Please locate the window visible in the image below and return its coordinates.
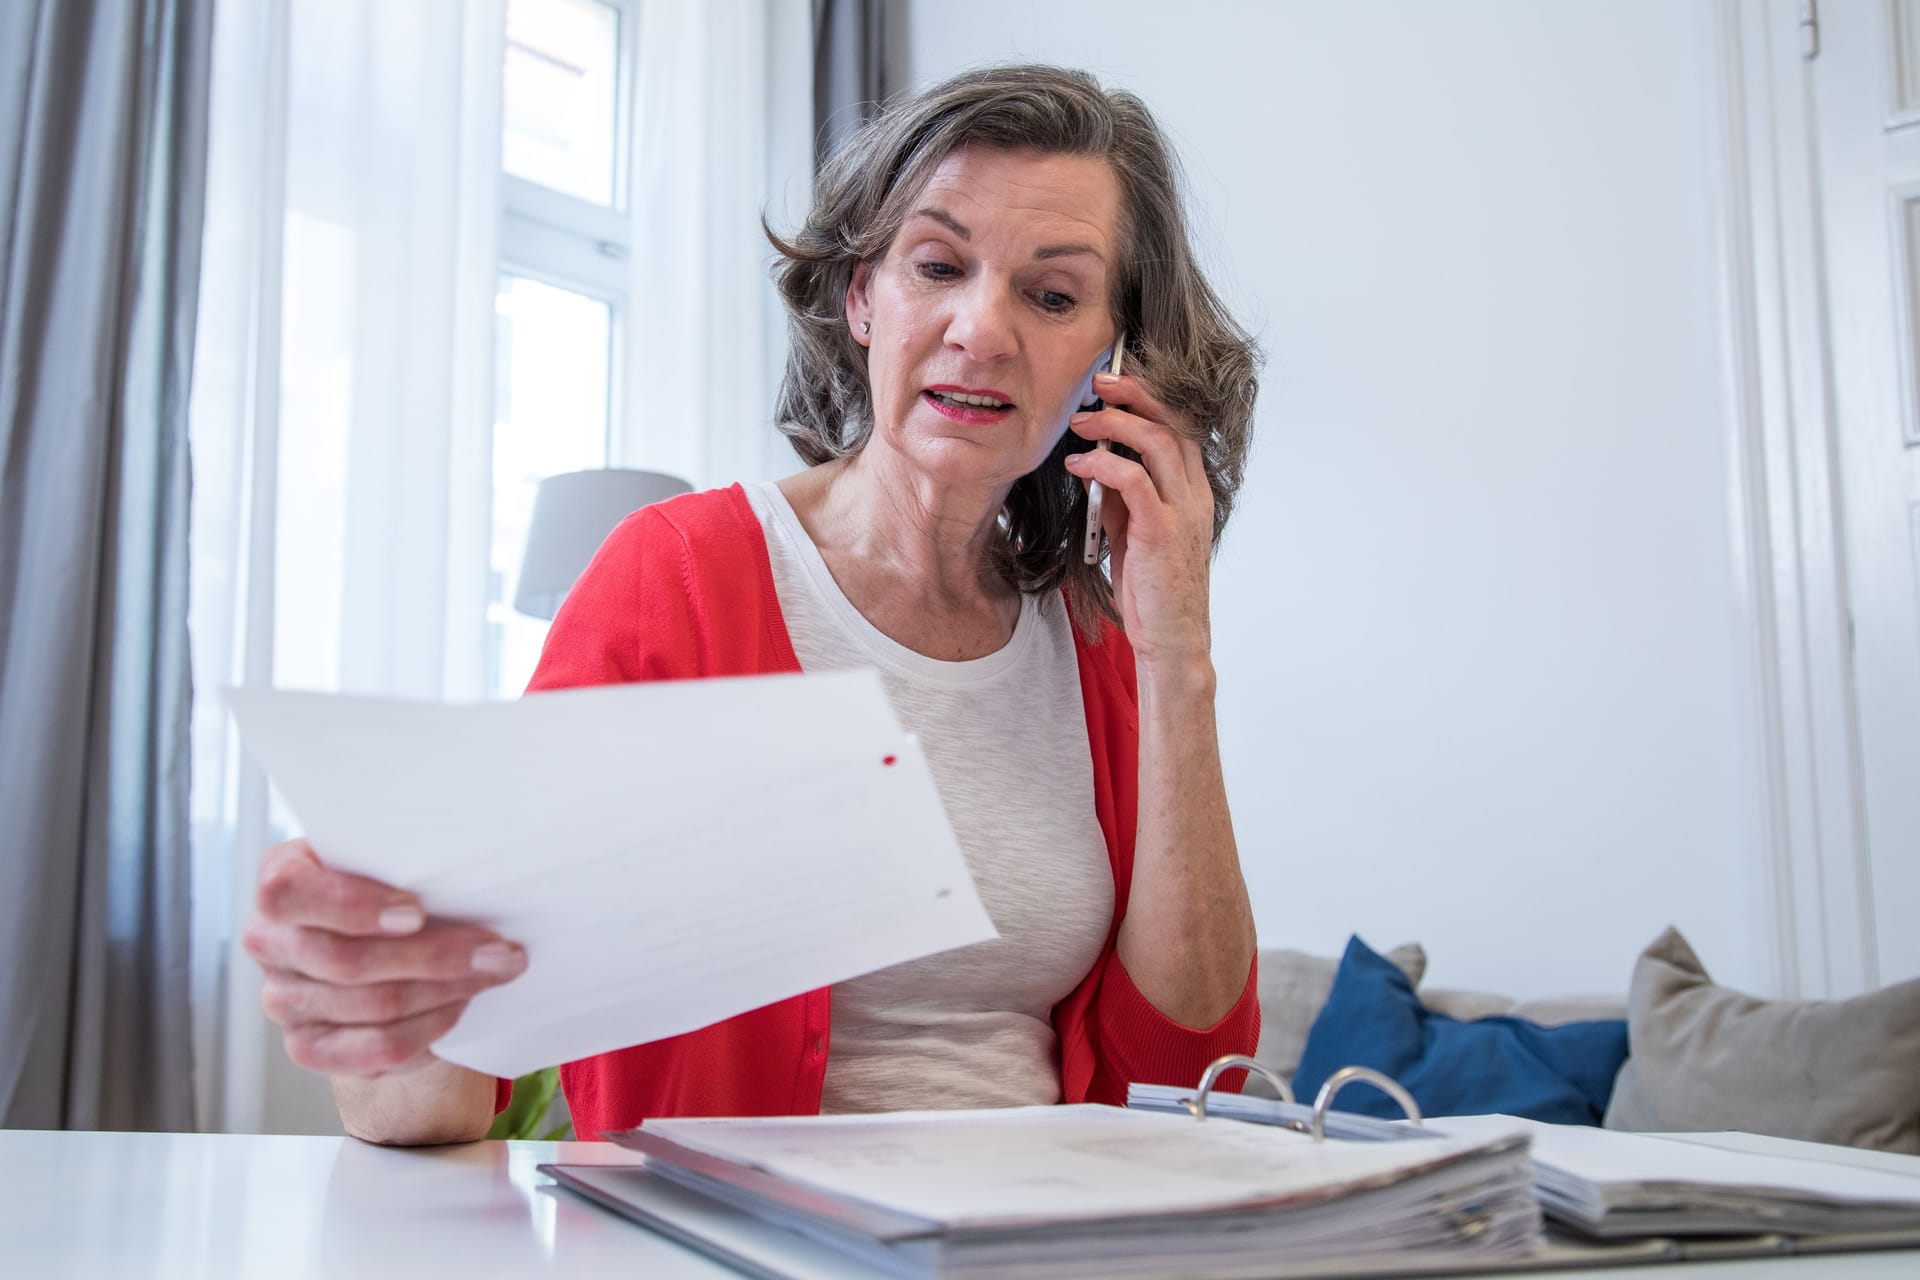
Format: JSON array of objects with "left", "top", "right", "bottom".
[
  {"left": 488, "top": 275, "right": 614, "bottom": 695},
  {"left": 488, "top": 0, "right": 637, "bottom": 699},
  {"left": 503, "top": 0, "right": 622, "bottom": 205}
]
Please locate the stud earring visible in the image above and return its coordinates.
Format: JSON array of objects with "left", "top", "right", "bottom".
[{"left": 860, "top": 321, "right": 871, "bottom": 335}]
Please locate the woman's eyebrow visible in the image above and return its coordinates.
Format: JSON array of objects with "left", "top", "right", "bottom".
[
  {"left": 907, "top": 208, "right": 1106, "bottom": 265},
  {"left": 911, "top": 207, "right": 971, "bottom": 239},
  {"left": 1033, "top": 243, "right": 1104, "bottom": 264}
]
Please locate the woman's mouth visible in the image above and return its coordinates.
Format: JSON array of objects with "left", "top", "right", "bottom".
[{"left": 923, "top": 387, "right": 1015, "bottom": 424}]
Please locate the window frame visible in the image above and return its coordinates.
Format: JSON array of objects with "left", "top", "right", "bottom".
[
  {"left": 497, "top": 0, "right": 639, "bottom": 459},
  {"left": 485, "top": 0, "right": 641, "bottom": 698}
]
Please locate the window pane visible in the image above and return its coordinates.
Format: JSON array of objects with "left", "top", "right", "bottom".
[
  {"left": 502, "top": 0, "right": 620, "bottom": 206},
  {"left": 491, "top": 274, "right": 612, "bottom": 699}
]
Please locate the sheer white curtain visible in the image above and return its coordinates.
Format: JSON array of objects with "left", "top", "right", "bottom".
[
  {"left": 189, "top": 0, "right": 811, "bottom": 1132},
  {"left": 189, "top": 0, "right": 506, "bottom": 1134},
  {"left": 626, "top": 0, "right": 813, "bottom": 489}
]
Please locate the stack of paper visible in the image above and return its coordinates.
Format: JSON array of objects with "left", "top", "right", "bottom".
[
  {"left": 1427, "top": 1116, "right": 1920, "bottom": 1240},
  {"left": 547, "top": 1104, "right": 1542, "bottom": 1279}
]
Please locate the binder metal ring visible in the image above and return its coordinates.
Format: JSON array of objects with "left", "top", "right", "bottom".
[
  {"left": 1181, "top": 1054, "right": 1294, "bottom": 1121},
  {"left": 1310, "top": 1066, "right": 1423, "bottom": 1141}
]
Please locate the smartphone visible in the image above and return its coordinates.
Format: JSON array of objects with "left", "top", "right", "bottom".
[{"left": 1081, "top": 333, "right": 1127, "bottom": 566}]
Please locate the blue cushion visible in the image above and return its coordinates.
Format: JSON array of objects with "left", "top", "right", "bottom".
[{"left": 1293, "top": 936, "right": 1629, "bottom": 1125}]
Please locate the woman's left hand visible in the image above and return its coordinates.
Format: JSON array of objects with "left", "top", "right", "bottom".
[{"left": 1064, "top": 370, "right": 1214, "bottom": 671}]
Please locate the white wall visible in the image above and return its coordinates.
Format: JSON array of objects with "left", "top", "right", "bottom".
[{"left": 896, "top": 0, "right": 1772, "bottom": 998}]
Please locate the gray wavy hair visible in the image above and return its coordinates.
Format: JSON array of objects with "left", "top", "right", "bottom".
[{"left": 767, "top": 64, "right": 1260, "bottom": 636}]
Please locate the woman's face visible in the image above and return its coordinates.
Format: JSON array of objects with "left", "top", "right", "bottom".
[{"left": 847, "top": 146, "right": 1122, "bottom": 493}]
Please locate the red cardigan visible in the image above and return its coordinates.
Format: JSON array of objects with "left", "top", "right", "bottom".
[{"left": 501, "top": 485, "right": 1258, "bottom": 1137}]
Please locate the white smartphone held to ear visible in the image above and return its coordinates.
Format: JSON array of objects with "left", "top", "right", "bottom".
[{"left": 1082, "top": 333, "right": 1127, "bottom": 566}]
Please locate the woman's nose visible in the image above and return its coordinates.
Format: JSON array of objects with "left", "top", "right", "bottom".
[{"left": 943, "top": 280, "right": 1017, "bottom": 362}]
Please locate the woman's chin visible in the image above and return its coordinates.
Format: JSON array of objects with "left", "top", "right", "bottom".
[{"left": 885, "top": 433, "right": 1046, "bottom": 492}]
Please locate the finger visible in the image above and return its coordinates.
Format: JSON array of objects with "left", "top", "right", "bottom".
[
  {"left": 1100, "top": 476, "right": 1133, "bottom": 548},
  {"left": 261, "top": 967, "right": 498, "bottom": 1029},
  {"left": 1069, "top": 406, "right": 1191, "bottom": 502},
  {"left": 256, "top": 840, "right": 424, "bottom": 938},
  {"left": 1066, "top": 446, "right": 1164, "bottom": 524},
  {"left": 1101, "top": 483, "right": 1132, "bottom": 579},
  {"left": 1090, "top": 372, "right": 1212, "bottom": 500},
  {"left": 1091, "top": 371, "right": 1191, "bottom": 439},
  {"left": 244, "top": 916, "right": 527, "bottom": 986},
  {"left": 283, "top": 1001, "right": 468, "bottom": 1077}
]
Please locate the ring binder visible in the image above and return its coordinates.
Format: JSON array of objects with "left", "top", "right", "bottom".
[
  {"left": 1179, "top": 1054, "right": 1424, "bottom": 1141},
  {"left": 561, "top": 1094, "right": 1545, "bottom": 1279},
  {"left": 1310, "top": 1064, "right": 1425, "bottom": 1139},
  {"left": 1182, "top": 1054, "right": 1294, "bottom": 1116}
]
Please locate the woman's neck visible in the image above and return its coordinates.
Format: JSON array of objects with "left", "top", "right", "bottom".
[{"left": 776, "top": 449, "right": 1021, "bottom": 660}]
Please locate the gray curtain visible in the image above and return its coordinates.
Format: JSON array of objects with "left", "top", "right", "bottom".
[
  {"left": 812, "top": 0, "right": 887, "bottom": 169},
  {"left": 0, "top": 0, "right": 212, "bottom": 1130}
]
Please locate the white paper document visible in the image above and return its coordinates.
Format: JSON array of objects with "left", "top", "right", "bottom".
[
  {"left": 225, "top": 671, "right": 997, "bottom": 1081},
  {"left": 1428, "top": 1114, "right": 1920, "bottom": 1206},
  {"left": 1426, "top": 1114, "right": 1920, "bottom": 1237}
]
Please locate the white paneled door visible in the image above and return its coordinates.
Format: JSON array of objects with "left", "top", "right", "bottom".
[{"left": 1811, "top": 0, "right": 1920, "bottom": 985}]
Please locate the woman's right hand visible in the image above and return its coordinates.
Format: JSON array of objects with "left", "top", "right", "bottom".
[{"left": 243, "top": 838, "right": 527, "bottom": 1078}]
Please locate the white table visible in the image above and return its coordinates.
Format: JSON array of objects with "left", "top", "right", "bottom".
[{"left": 3, "top": 1128, "right": 1915, "bottom": 1278}]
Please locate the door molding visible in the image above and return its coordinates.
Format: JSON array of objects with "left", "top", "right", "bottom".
[{"left": 1705, "top": 0, "right": 1879, "bottom": 998}]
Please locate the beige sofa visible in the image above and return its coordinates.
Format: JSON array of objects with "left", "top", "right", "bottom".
[{"left": 1247, "top": 934, "right": 1920, "bottom": 1156}]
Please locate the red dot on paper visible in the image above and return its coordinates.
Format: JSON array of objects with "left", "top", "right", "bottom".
[{"left": 882, "top": 755, "right": 897, "bottom": 766}]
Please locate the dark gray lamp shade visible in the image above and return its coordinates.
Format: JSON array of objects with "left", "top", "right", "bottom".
[{"left": 513, "top": 468, "right": 693, "bottom": 619}]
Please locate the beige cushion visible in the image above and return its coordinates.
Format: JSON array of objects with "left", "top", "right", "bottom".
[
  {"left": 1604, "top": 926, "right": 1920, "bottom": 1154},
  {"left": 1421, "top": 988, "right": 1627, "bottom": 1025},
  {"left": 1248, "top": 942, "right": 1425, "bottom": 1094},
  {"left": 1507, "top": 995, "right": 1629, "bottom": 1025},
  {"left": 1417, "top": 988, "right": 1518, "bottom": 1022}
]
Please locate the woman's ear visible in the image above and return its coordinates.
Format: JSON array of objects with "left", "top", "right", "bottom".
[{"left": 845, "top": 261, "right": 873, "bottom": 346}]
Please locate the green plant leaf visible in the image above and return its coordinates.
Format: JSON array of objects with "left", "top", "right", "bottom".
[{"left": 485, "top": 1066, "right": 563, "bottom": 1141}]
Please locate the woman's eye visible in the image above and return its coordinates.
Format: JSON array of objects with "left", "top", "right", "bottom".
[
  {"left": 917, "top": 261, "right": 959, "bottom": 280},
  {"left": 1035, "top": 290, "right": 1076, "bottom": 314}
]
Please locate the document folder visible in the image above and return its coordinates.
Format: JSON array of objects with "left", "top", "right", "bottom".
[
  {"left": 1128, "top": 1073, "right": 1920, "bottom": 1268},
  {"left": 543, "top": 1057, "right": 1542, "bottom": 1280}
]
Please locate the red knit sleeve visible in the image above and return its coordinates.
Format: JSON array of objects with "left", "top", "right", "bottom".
[
  {"left": 1080, "top": 950, "right": 1260, "bottom": 1104},
  {"left": 525, "top": 504, "right": 705, "bottom": 692},
  {"left": 1058, "top": 608, "right": 1262, "bottom": 1103}
]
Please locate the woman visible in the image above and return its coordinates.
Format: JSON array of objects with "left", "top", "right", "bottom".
[{"left": 244, "top": 65, "right": 1263, "bottom": 1145}]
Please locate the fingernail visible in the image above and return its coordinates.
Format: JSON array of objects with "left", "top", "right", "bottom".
[
  {"left": 1093, "top": 371, "right": 1118, "bottom": 384},
  {"left": 471, "top": 942, "right": 525, "bottom": 975},
  {"left": 378, "top": 905, "right": 424, "bottom": 935},
  {"left": 1069, "top": 412, "right": 1091, "bottom": 425}
]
